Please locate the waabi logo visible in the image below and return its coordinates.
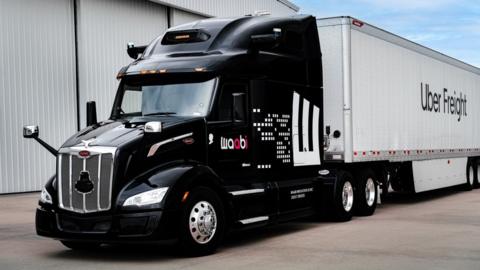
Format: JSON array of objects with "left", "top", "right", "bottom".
[{"left": 220, "top": 135, "right": 248, "bottom": 150}]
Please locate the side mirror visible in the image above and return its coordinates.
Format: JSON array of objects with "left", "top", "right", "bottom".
[
  {"left": 127, "top": 42, "right": 147, "bottom": 60},
  {"left": 86, "top": 101, "right": 98, "bottom": 127},
  {"left": 232, "top": 93, "right": 246, "bottom": 123},
  {"left": 250, "top": 28, "right": 282, "bottom": 53},
  {"left": 22, "top": 125, "right": 57, "bottom": 156},
  {"left": 23, "top": 125, "right": 39, "bottom": 139}
]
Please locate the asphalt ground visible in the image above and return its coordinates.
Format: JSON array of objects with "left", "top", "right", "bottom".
[{"left": 0, "top": 188, "right": 479, "bottom": 270}]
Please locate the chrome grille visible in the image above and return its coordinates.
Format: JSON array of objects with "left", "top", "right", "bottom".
[{"left": 58, "top": 146, "right": 116, "bottom": 213}]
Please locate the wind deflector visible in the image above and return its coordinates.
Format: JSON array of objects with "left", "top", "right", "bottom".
[{"left": 161, "top": 30, "right": 210, "bottom": 45}]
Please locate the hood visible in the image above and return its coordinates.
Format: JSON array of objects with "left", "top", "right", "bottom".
[
  {"left": 61, "top": 116, "right": 203, "bottom": 149},
  {"left": 59, "top": 116, "right": 208, "bottom": 195}
]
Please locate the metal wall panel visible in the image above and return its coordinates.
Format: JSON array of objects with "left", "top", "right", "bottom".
[
  {"left": 0, "top": 0, "right": 77, "bottom": 193},
  {"left": 76, "top": 0, "right": 168, "bottom": 127},
  {"left": 172, "top": 8, "right": 207, "bottom": 27},
  {"left": 150, "top": 0, "right": 298, "bottom": 17}
]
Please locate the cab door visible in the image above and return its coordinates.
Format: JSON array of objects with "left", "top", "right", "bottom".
[
  {"left": 207, "top": 81, "right": 251, "bottom": 180},
  {"left": 249, "top": 80, "right": 323, "bottom": 221},
  {"left": 207, "top": 80, "right": 275, "bottom": 226}
]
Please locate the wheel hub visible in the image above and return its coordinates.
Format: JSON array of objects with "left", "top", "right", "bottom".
[
  {"left": 189, "top": 201, "right": 217, "bottom": 244},
  {"left": 469, "top": 166, "right": 474, "bottom": 185},
  {"left": 365, "top": 178, "right": 376, "bottom": 207},
  {"left": 342, "top": 181, "right": 354, "bottom": 212}
]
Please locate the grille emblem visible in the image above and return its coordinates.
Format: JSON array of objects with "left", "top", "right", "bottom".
[
  {"left": 79, "top": 150, "right": 90, "bottom": 158},
  {"left": 75, "top": 171, "right": 94, "bottom": 194}
]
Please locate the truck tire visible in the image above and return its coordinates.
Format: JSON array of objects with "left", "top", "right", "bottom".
[
  {"left": 331, "top": 171, "right": 355, "bottom": 222},
  {"left": 178, "top": 187, "right": 225, "bottom": 256},
  {"left": 60, "top": 241, "right": 100, "bottom": 250},
  {"left": 474, "top": 160, "right": 480, "bottom": 189},
  {"left": 465, "top": 162, "right": 475, "bottom": 191},
  {"left": 354, "top": 169, "right": 378, "bottom": 216}
]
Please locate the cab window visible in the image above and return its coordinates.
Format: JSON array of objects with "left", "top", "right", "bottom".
[{"left": 216, "top": 83, "right": 248, "bottom": 122}]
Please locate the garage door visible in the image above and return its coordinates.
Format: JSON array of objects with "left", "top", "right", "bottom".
[
  {"left": 76, "top": 0, "right": 169, "bottom": 127},
  {"left": 0, "top": 0, "right": 77, "bottom": 193}
]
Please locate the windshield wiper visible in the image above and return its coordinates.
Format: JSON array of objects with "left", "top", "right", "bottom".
[{"left": 143, "top": 112, "right": 177, "bottom": 116}]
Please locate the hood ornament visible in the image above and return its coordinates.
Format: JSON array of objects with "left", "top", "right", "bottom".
[{"left": 81, "top": 138, "right": 96, "bottom": 148}]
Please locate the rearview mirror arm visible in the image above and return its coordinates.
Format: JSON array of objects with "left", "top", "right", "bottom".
[{"left": 34, "top": 137, "right": 58, "bottom": 156}]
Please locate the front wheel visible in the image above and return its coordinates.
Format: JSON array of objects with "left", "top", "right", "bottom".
[{"left": 178, "top": 187, "right": 225, "bottom": 256}]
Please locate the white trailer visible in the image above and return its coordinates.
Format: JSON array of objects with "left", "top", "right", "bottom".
[{"left": 318, "top": 17, "right": 480, "bottom": 193}]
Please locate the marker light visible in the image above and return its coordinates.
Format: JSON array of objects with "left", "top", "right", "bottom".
[
  {"left": 195, "top": 67, "right": 206, "bottom": 72},
  {"left": 175, "top": 34, "right": 191, "bottom": 40},
  {"left": 352, "top": 20, "right": 364, "bottom": 27},
  {"left": 123, "top": 187, "right": 169, "bottom": 207},
  {"left": 116, "top": 66, "right": 129, "bottom": 80}
]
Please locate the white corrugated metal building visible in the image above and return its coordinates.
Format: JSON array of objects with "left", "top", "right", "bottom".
[{"left": 0, "top": 0, "right": 298, "bottom": 194}]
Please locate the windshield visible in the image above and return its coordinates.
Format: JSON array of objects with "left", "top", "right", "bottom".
[{"left": 118, "top": 78, "right": 217, "bottom": 118}]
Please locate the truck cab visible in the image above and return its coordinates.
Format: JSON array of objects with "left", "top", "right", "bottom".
[{"left": 30, "top": 15, "right": 353, "bottom": 255}]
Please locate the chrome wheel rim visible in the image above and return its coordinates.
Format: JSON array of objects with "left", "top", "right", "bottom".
[
  {"left": 189, "top": 201, "right": 217, "bottom": 244},
  {"left": 365, "top": 178, "right": 376, "bottom": 207},
  {"left": 469, "top": 166, "right": 474, "bottom": 185},
  {"left": 342, "top": 181, "right": 354, "bottom": 212},
  {"left": 477, "top": 165, "right": 480, "bottom": 184}
]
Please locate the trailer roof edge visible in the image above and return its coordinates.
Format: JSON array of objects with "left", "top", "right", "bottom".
[{"left": 317, "top": 16, "right": 480, "bottom": 75}]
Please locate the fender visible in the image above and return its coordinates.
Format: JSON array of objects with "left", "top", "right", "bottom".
[{"left": 117, "top": 161, "right": 230, "bottom": 212}]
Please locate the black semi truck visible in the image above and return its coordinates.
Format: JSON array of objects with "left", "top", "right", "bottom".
[{"left": 25, "top": 15, "right": 480, "bottom": 255}]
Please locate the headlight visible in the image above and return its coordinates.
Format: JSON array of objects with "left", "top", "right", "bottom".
[
  {"left": 123, "top": 187, "right": 169, "bottom": 207},
  {"left": 40, "top": 187, "right": 53, "bottom": 204}
]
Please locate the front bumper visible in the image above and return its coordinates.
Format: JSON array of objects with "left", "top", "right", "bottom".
[{"left": 36, "top": 207, "right": 179, "bottom": 243}]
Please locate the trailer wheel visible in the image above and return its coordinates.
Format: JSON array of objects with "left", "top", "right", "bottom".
[
  {"left": 60, "top": 241, "right": 100, "bottom": 250},
  {"left": 354, "top": 169, "right": 378, "bottom": 216},
  {"left": 178, "top": 187, "right": 225, "bottom": 256},
  {"left": 474, "top": 160, "right": 480, "bottom": 189},
  {"left": 331, "top": 171, "right": 355, "bottom": 222},
  {"left": 465, "top": 163, "right": 475, "bottom": 191}
]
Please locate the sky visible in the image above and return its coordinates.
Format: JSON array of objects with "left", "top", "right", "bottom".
[{"left": 291, "top": 0, "right": 480, "bottom": 68}]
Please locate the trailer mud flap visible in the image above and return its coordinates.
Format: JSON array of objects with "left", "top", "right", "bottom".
[{"left": 317, "top": 170, "right": 338, "bottom": 214}]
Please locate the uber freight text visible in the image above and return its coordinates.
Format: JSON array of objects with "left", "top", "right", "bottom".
[{"left": 420, "top": 82, "right": 467, "bottom": 122}]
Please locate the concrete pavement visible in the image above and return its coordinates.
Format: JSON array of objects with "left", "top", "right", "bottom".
[{"left": 0, "top": 188, "right": 479, "bottom": 270}]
